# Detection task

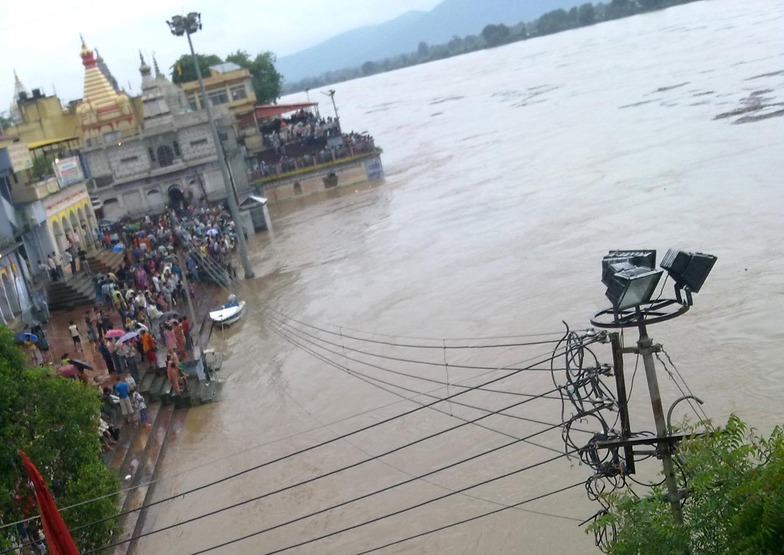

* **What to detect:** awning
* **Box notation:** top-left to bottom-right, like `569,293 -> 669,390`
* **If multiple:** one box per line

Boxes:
255,102 -> 317,121
26,137 -> 80,150
239,195 -> 268,208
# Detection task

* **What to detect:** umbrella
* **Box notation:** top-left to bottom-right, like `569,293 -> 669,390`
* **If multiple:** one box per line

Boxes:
16,332 -> 38,343
69,358 -> 93,370
206,228 -> 219,236
105,329 -> 126,339
112,244 -> 124,252
159,311 -> 179,321
57,364 -> 80,378
19,451 -> 80,555
118,331 -> 139,344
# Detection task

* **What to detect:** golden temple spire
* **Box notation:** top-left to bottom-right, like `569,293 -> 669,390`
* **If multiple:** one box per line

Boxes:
77,39 -> 138,139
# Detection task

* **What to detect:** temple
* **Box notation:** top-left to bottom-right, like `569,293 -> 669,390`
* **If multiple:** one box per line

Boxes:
76,39 -> 139,145
80,46 -> 250,218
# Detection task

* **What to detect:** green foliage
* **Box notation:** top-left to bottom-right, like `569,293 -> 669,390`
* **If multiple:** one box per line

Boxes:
30,156 -> 53,181
171,53 -> 224,84
535,8 -> 572,36
0,326 -> 120,550
591,416 -> 784,555
578,3 -> 596,26
225,49 -> 283,104
481,23 -> 511,47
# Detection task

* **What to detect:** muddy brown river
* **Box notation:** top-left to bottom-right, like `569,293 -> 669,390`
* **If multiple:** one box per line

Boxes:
135,1 -> 784,552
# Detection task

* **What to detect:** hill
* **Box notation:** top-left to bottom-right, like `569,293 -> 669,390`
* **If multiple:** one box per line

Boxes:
277,0 -> 582,82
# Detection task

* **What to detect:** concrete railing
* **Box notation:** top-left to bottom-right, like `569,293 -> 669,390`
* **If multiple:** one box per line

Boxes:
10,176 -> 60,204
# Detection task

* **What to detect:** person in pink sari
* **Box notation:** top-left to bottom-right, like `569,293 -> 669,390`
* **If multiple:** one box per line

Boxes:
166,352 -> 182,394
173,321 -> 186,358
163,325 -> 177,352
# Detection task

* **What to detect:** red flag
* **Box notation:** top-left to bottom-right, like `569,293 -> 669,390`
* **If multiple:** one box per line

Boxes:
18,451 -> 79,555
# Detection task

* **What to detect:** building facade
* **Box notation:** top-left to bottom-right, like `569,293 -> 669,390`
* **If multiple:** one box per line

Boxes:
82,51 -> 250,219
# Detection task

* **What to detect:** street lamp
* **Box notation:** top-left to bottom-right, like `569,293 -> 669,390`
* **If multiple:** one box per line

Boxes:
590,247 -> 717,526
166,12 -> 255,279
323,89 -> 341,133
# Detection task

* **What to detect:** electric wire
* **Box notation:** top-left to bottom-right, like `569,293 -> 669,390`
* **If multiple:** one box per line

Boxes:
192,454 -> 577,554
261,307 -> 567,349
350,481 -> 584,555
62,347 -> 568,540
27,217 -> 580,548
85,412 -> 589,553
269,319 -> 602,456
175,235 -> 591,450
0,217 -> 584,548
0,346 -> 534,535
657,349 -> 710,424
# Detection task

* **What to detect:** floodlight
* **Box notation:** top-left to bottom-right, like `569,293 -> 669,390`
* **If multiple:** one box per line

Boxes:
605,266 -> 663,311
602,250 -> 656,287
660,250 -> 717,293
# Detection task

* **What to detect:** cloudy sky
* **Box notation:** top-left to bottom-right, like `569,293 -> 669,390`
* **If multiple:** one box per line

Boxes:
0,0 -> 442,111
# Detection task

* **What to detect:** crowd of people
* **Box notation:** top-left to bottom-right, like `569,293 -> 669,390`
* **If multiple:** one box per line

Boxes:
18,203 -> 242,476
259,111 -> 342,149
252,132 -> 377,180
37,244 -> 89,282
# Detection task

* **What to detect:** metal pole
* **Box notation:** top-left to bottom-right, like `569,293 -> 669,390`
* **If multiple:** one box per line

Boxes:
329,91 -> 341,133
610,332 -> 635,475
176,250 -> 199,347
185,31 -> 255,279
636,318 -> 684,524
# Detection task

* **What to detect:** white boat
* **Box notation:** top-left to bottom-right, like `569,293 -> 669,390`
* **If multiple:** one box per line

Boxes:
209,300 -> 246,327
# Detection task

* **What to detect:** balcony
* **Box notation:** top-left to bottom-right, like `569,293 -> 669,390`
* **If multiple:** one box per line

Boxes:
10,176 -> 60,204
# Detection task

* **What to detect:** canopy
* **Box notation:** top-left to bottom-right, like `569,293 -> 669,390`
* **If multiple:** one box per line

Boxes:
255,102 -> 317,121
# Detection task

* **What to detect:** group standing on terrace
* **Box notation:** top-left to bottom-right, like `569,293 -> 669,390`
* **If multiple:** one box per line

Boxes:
249,108 -> 378,180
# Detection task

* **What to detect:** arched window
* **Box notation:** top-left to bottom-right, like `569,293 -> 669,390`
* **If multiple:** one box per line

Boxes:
157,145 -> 175,167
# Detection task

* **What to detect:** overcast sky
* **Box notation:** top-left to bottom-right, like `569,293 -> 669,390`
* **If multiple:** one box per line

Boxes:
0,0 -> 443,113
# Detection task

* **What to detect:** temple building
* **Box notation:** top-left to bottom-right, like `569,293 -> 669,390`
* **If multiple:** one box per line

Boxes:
82,47 -> 250,219
76,40 -> 139,146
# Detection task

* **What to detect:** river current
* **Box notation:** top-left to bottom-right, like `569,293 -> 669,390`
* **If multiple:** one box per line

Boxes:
137,1 -> 784,553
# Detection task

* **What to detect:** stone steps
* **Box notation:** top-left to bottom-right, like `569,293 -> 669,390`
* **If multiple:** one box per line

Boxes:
86,249 -> 124,276
125,408 -> 188,555
111,403 -> 175,555
47,272 -> 96,311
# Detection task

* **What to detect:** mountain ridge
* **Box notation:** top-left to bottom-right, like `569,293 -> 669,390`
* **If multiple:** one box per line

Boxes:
277,0 -> 582,83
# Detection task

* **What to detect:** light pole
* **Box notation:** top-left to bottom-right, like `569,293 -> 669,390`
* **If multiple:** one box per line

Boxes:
167,12 -> 255,279
323,89 -> 341,133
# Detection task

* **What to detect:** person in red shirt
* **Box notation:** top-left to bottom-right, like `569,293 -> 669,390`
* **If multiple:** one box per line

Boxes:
181,316 -> 193,350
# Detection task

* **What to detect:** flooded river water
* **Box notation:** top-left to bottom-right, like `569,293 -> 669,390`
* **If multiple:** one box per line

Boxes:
137,1 -> 784,553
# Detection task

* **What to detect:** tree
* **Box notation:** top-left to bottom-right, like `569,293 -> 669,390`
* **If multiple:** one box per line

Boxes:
578,3 -> 596,26
361,61 -> 378,76
481,24 -> 510,47
171,53 -> 224,84
535,9 -> 571,36
592,416 -> 784,554
417,41 -> 430,59
30,156 -> 53,181
0,328 -> 120,550
447,35 -> 465,54
605,0 -> 634,20
225,50 -> 283,104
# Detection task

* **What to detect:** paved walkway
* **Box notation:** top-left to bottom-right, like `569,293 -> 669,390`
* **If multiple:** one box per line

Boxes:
29,279 -> 217,390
